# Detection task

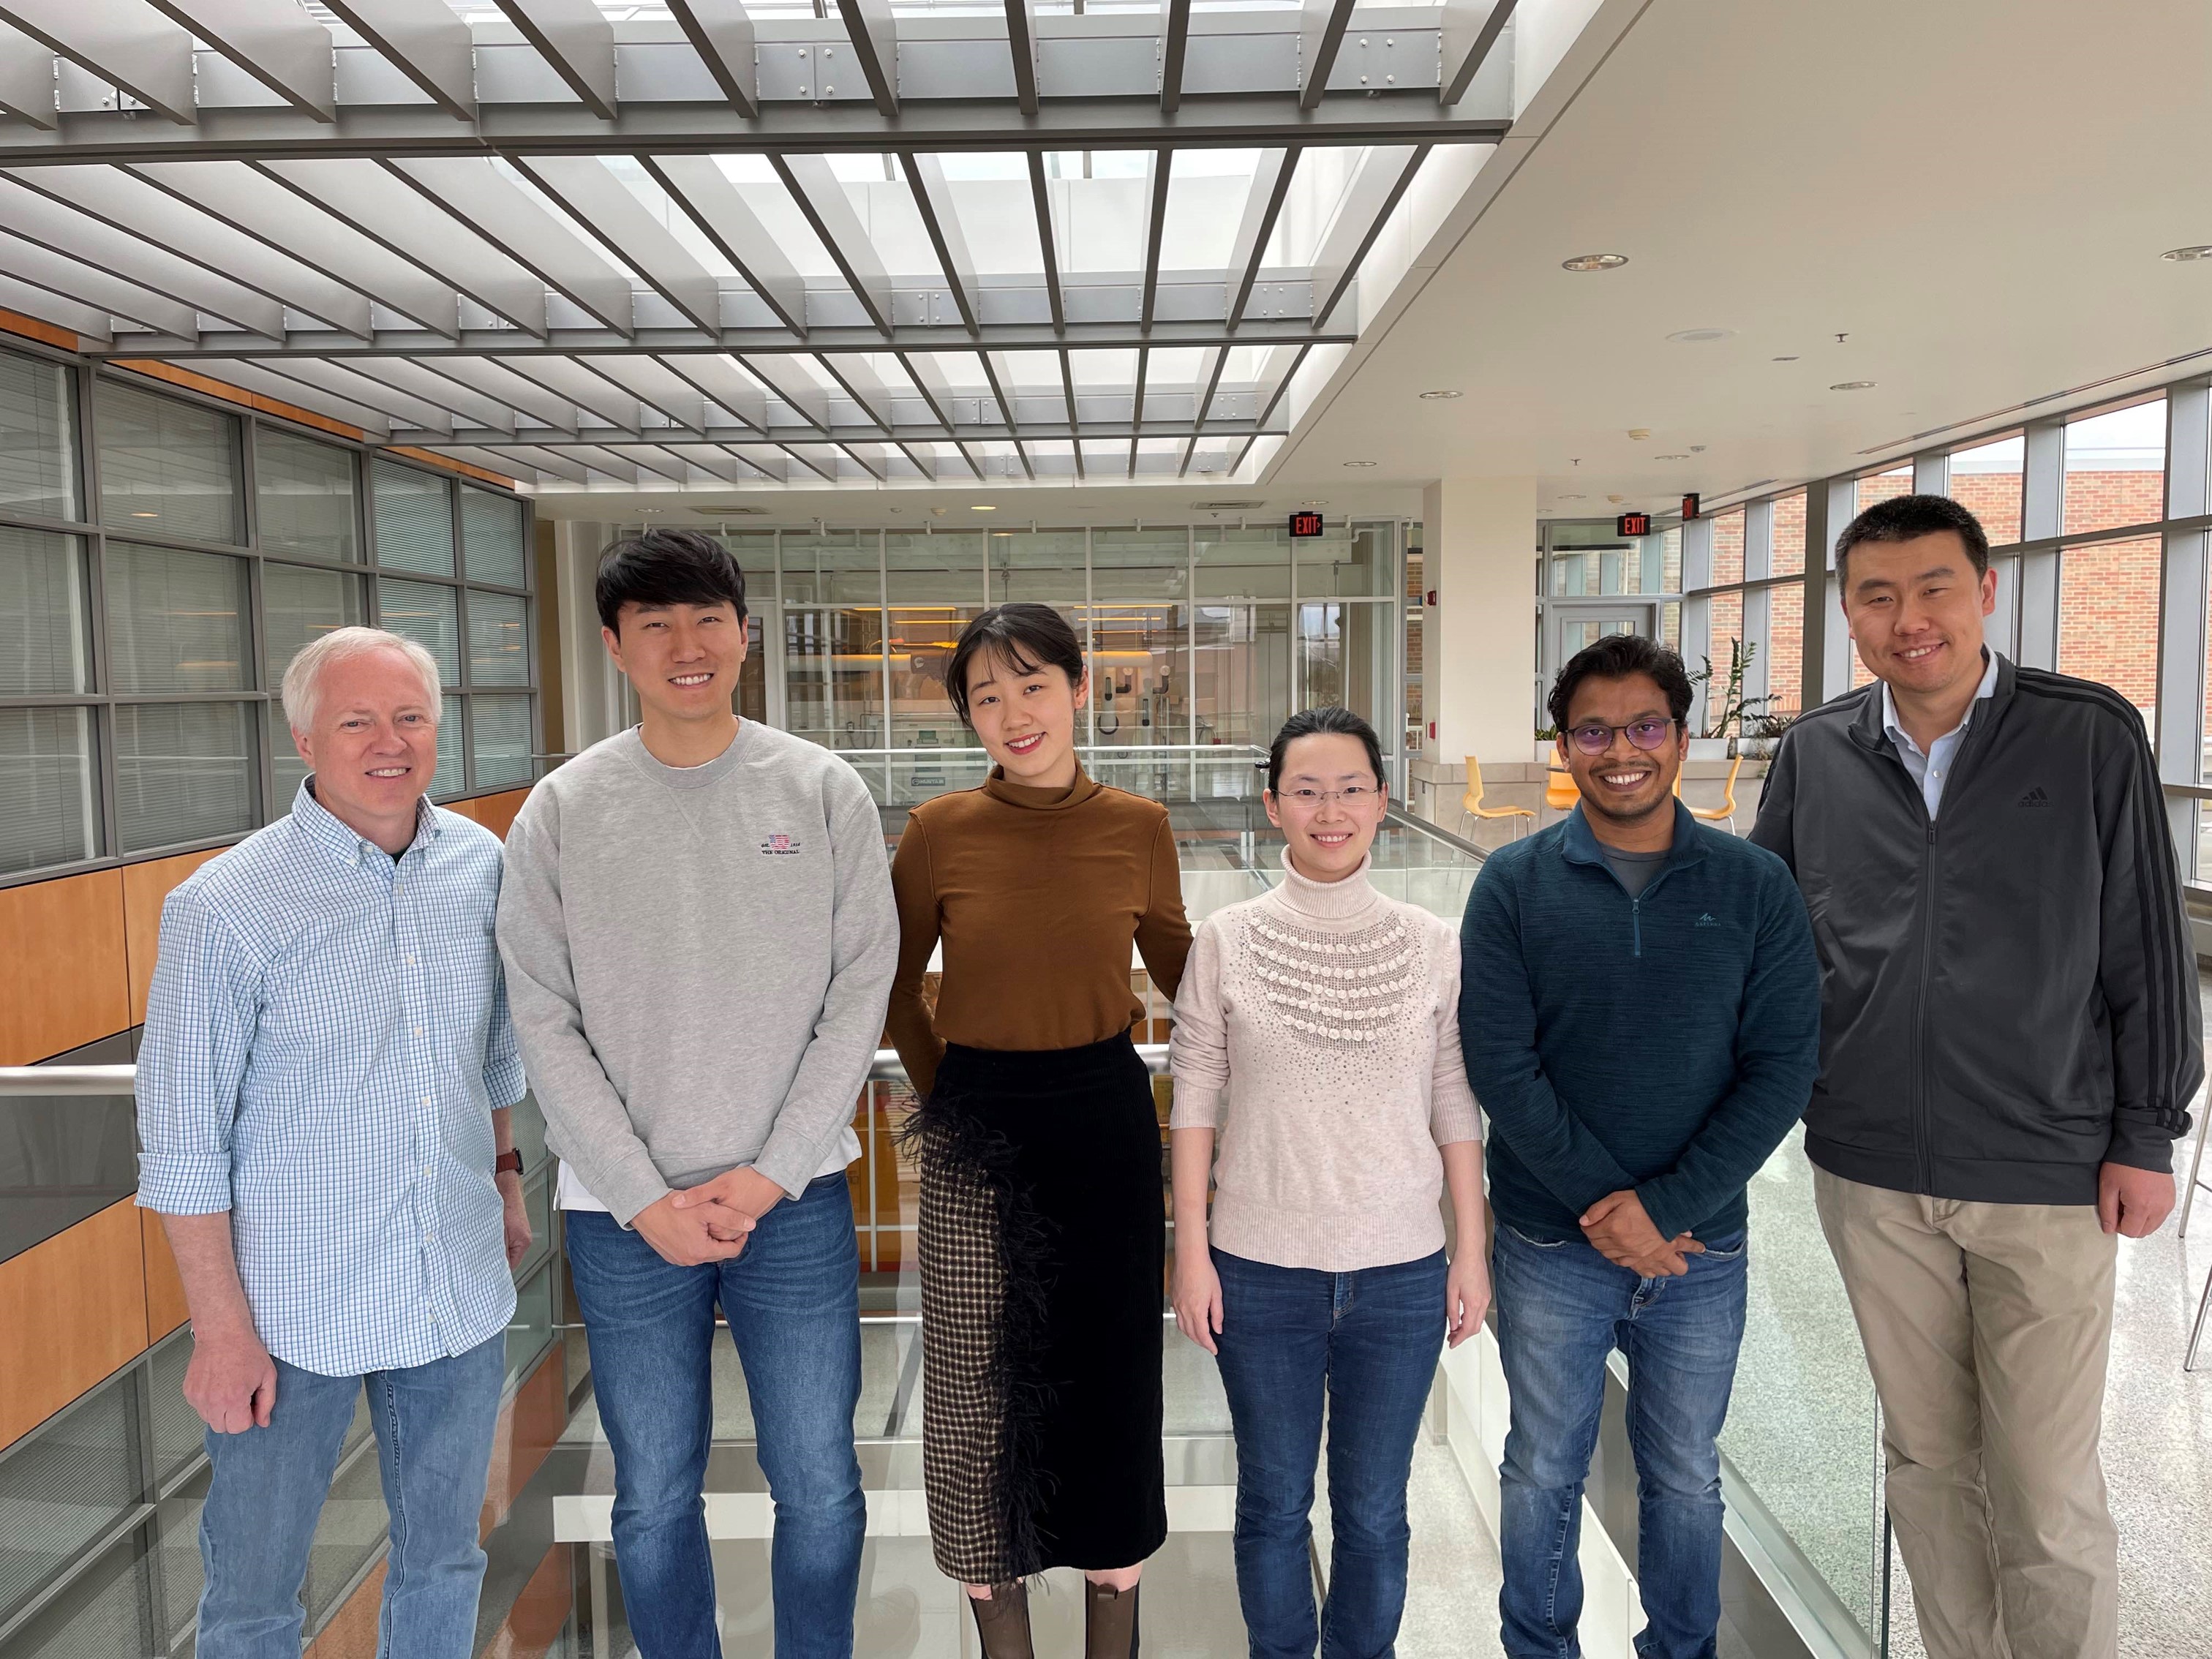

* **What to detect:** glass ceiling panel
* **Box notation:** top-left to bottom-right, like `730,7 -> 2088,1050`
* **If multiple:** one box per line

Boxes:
1072,350 -> 1138,388
488,159 -> 642,282
704,159 -> 843,278
606,157 -> 739,279
1058,174 -> 1148,275
1268,147 -> 1371,268
1159,151 -> 1270,272
938,168 -> 1048,278
993,351 -> 1064,391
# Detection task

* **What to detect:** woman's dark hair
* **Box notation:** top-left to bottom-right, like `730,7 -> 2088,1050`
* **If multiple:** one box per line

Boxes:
1266,706 -> 1387,795
1834,493 -> 1991,584
595,528 -> 748,633
944,603 -> 1087,726
1546,634 -> 1695,732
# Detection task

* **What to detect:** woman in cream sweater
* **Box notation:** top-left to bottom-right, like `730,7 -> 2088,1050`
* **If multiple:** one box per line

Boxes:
1170,704 -> 1489,1658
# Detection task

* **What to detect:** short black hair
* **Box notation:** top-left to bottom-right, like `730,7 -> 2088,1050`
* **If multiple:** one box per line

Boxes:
595,528 -> 748,633
944,603 -> 1086,726
1267,706 -> 1387,795
1834,493 -> 1990,584
1547,634 -> 1694,733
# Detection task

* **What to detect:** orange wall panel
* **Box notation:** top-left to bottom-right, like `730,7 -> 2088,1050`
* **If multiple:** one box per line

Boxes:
304,1562 -> 386,1659
456,788 -> 532,840
0,1200 -> 150,1451
141,1207 -> 191,1343
122,847 -> 231,1026
0,868 -> 129,1065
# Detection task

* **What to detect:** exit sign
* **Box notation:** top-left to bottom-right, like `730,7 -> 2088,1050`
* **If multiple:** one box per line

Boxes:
1681,493 -> 1701,521
1287,510 -> 1325,538
1616,511 -> 1652,537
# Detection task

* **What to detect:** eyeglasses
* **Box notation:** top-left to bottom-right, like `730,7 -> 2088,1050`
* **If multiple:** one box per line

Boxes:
1276,784 -> 1382,808
1565,718 -> 1676,755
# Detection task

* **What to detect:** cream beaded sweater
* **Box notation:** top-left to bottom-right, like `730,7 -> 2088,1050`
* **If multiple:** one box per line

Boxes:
1168,851 -> 1481,1271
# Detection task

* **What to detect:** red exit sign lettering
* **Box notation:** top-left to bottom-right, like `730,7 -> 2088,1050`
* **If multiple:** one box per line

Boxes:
1287,511 -> 1325,538
1616,511 -> 1652,537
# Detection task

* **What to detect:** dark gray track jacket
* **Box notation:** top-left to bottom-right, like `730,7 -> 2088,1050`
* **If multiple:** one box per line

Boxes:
1749,655 -> 2200,1203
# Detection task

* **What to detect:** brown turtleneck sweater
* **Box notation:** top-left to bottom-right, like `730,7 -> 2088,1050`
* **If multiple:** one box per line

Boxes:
886,765 -> 1192,1096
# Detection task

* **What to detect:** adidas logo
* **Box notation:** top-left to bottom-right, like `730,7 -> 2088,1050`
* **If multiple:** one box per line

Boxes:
2018,786 -> 2050,808
1695,913 -> 1718,928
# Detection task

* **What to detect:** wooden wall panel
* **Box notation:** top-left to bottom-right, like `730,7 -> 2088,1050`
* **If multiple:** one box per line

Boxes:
141,1208 -> 190,1343
123,847 -> 230,1026
0,868 -> 129,1065
0,1200 -> 149,1452
448,787 -> 531,840
304,1562 -> 386,1659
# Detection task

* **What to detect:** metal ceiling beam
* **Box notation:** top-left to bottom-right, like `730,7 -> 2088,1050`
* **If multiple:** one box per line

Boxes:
255,157 -> 551,336
1027,151 -> 1064,334
511,155 -> 722,334
1139,148 -> 1172,331
1309,143 -> 1428,326
1004,0 -> 1038,116
1129,346 -> 1149,478
644,155 -> 809,338
735,354 -> 831,433
0,229 -> 194,336
489,354 -> 640,430
652,353 -> 771,432
771,154 -> 894,336
1252,342 -> 1310,428
142,0 -> 337,122
1226,149 -> 1298,329
663,0 -> 759,118
1298,0 -> 1361,113
832,0 -> 900,117
491,0 -> 617,121
320,0 -> 475,121
384,157 -> 633,336
898,152 -> 978,336
241,356 -> 447,431
1159,0 -> 1192,116
0,100 -> 1512,166
398,417 -> 1282,445
0,0 -> 196,125
336,356 -> 522,431
0,177 -> 285,334
0,23 -> 59,130
91,317 -> 1355,358
575,353 -> 715,429
200,358 -> 400,433
405,355 -> 576,428
1440,0 -> 1516,107
467,441 -> 590,483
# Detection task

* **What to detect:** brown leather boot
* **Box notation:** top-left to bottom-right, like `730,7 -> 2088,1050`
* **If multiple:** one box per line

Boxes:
1084,1579 -> 1140,1659
967,1581 -> 1034,1659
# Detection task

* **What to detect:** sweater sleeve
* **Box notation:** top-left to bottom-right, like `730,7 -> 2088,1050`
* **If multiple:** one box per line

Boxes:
884,811 -> 947,1099
496,786 -> 670,1226
2091,715 -> 2205,1171
1135,813 -> 1194,1004
1633,863 -> 1822,1241
1428,925 -> 1481,1148
750,771 -> 900,1197
1167,916 -> 1231,1128
1458,857 -> 1638,1210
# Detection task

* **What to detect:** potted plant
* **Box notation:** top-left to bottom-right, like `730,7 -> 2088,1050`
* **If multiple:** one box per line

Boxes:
1739,707 -> 1796,759
1534,726 -> 1562,764
1687,639 -> 1773,759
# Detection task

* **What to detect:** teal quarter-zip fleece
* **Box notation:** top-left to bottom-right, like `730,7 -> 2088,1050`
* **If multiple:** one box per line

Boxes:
1459,800 -> 1821,1244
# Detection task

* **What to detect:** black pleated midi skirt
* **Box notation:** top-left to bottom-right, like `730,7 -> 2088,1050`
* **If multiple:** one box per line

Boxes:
906,1034 -> 1167,1584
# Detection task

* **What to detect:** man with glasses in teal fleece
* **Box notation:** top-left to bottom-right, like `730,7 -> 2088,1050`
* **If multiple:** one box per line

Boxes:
1460,633 -> 1820,1659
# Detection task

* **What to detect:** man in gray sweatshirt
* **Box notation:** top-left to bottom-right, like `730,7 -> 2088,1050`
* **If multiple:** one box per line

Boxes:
497,529 -> 898,1659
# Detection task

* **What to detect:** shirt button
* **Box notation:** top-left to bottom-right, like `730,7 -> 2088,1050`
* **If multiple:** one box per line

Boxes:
406,955 -> 417,966
420,1095 -> 432,1107
413,1026 -> 424,1037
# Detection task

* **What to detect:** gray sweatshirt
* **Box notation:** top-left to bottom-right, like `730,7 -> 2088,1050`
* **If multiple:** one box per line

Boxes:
495,723 -> 898,1224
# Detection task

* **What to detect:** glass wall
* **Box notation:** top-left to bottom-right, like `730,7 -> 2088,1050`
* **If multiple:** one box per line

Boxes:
0,343 -> 537,883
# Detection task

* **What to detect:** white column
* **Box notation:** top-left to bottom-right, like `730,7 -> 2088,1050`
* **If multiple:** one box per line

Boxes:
554,519 -> 628,751
1423,476 -> 1538,770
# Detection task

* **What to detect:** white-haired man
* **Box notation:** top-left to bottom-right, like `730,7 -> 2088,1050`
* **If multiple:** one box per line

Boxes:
137,625 -> 532,1659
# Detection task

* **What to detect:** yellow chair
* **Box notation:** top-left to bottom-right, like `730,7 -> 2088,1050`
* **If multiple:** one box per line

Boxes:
1679,752 -> 1745,832
1545,767 -> 1580,812
1460,756 -> 1535,842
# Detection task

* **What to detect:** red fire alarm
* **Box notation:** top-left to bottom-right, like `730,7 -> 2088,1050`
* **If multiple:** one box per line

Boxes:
1427,721 -> 1437,740
1426,588 -> 1438,607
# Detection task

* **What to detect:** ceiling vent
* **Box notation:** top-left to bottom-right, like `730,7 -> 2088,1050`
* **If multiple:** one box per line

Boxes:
688,504 -> 771,516
1194,498 -> 1264,509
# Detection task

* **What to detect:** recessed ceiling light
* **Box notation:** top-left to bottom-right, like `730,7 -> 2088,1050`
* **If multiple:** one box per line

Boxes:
1831,380 -> 1877,391
1654,453 -> 1690,460
1557,493 -> 1587,500
1300,499 -> 1328,507
1627,428 -> 1651,440
130,511 -> 158,518
1342,460 -> 1377,468
1772,356 -> 1799,362
2162,245 -> 2212,262
1666,328 -> 1731,344
1690,445 -> 1707,453
1561,253 -> 1629,272
970,504 -> 996,511
640,507 -> 663,514
1419,389 -> 1463,400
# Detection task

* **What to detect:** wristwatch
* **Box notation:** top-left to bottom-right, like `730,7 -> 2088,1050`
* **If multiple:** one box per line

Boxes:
494,1149 -> 524,1178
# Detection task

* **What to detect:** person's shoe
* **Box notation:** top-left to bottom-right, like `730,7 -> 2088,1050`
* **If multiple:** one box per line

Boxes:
1085,1580 -> 1140,1658
967,1581 -> 1034,1659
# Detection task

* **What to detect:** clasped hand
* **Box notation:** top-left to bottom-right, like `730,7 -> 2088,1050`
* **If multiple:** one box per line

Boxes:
634,1166 -> 788,1266
1579,1190 -> 1703,1277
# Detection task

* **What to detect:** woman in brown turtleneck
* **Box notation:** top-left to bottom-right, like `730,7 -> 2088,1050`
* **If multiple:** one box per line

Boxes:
887,603 -> 1190,1659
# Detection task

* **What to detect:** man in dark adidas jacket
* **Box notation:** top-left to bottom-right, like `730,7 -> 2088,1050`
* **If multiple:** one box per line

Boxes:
1750,493 -> 2200,1659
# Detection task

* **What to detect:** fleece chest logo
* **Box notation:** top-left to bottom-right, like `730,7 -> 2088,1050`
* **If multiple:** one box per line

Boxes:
1695,914 -> 1719,928
759,832 -> 802,855
2018,786 -> 2050,809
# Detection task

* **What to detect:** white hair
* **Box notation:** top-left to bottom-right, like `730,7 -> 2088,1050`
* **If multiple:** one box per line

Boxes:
282,625 -> 442,732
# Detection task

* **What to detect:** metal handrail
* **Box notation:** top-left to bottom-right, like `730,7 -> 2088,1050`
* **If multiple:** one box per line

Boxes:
0,1047 -> 1172,1099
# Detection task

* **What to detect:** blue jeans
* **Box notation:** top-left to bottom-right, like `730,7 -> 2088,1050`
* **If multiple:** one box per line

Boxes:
1491,1222 -> 1748,1659
1212,1246 -> 1448,1659
196,1331 -> 505,1659
565,1172 -> 864,1659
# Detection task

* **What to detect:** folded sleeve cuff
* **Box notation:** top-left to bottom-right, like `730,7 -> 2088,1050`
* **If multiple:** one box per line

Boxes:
137,1151 -> 233,1216
1430,1085 -> 1481,1148
484,1057 -> 528,1112
1168,1083 -> 1224,1130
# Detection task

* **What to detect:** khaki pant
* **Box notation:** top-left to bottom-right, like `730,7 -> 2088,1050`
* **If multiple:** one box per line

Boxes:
1813,1167 -> 2119,1659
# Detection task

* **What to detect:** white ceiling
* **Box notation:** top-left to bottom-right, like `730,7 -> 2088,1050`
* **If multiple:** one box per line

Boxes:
1265,0 -> 2212,517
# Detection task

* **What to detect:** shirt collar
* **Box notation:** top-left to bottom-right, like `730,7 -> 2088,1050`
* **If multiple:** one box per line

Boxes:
292,776 -> 442,867
1881,648 -> 2001,754
1560,798 -> 1707,873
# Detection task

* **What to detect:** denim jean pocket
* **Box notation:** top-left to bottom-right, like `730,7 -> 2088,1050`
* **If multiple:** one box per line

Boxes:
1694,1231 -> 1748,1261
1500,1223 -> 1571,1250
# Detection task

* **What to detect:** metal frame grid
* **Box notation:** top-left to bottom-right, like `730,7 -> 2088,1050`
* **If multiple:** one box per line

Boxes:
0,331 -> 540,890
0,0 -> 1516,491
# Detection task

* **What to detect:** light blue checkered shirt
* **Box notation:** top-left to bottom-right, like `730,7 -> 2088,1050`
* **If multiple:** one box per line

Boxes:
137,779 -> 524,1378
